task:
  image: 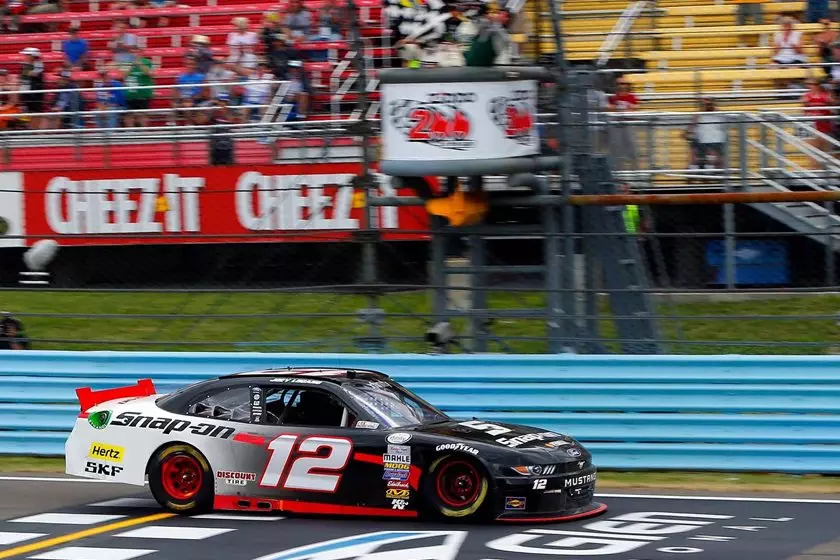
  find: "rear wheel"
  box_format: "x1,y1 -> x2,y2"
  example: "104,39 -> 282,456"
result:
149,444 -> 213,515
423,455 -> 490,519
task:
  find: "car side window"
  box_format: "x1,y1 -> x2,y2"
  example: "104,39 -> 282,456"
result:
186,386 -> 251,423
261,387 -> 354,428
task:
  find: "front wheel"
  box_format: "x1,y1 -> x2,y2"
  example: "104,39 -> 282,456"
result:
148,443 -> 213,515
422,455 -> 490,520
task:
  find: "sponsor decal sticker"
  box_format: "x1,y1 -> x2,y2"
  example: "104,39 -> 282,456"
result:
504,497 -> 527,511
269,378 -> 323,385
488,91 -> 535,145
355,421 -> 379,429
387,479 -> 410,489
382,442 -> 411,481
109,411 -> 235,439
250,386 -> 264,424
87,410 -> 112,430
84,460 -> 123,477
390,499 -> 409,510
544,489 -> 563,494
389,96 -> 475,152
566,447 -> 582,457
385,488 -> 410,500
386,433 -> 412,445
497,431 -> 563,448
564,473 -> 597,488
435,443 -> 479,455
544,439 -> 572,448
87,442 -> 124,463
217,470 -> 257,486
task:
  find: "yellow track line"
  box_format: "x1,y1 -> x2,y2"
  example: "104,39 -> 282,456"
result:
0,511 -> 176,559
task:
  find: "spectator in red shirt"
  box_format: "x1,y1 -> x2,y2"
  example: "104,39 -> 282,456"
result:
802,77 -> 834,167
608,76 -> 639,172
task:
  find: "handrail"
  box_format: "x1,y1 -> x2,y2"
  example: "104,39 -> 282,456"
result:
596,0 -> 650,68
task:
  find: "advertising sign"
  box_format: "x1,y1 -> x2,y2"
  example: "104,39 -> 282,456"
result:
381,80 -> 539,162
0,172 -> 23,248
19,163 -> 429,246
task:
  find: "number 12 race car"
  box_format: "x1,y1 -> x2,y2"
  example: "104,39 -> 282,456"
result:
67,368 -> 606,522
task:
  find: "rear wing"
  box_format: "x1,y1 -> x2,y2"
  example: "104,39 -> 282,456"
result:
75,379 -> 157,413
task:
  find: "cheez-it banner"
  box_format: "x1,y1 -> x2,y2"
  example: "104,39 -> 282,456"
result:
19,164 -> 429,246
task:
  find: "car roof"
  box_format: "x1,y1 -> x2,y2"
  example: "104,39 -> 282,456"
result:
219,367 -> 390,384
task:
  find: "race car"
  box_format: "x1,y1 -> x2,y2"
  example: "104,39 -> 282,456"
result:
67,367 -> 606,522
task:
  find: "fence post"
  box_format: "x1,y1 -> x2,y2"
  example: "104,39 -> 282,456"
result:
738,117 -> 748,191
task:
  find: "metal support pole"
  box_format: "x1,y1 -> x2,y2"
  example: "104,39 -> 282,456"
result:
468,235 -> 488,352
738,119 -> 748,192
348,0 -> 381,349
546,0 -> 577,352
429,216 -> 447,324
758,118 -> 768,172
825,201 -> 836,287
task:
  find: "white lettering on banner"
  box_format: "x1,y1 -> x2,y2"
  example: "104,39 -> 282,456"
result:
486,511 -> 736,556
236,173 -> 366,232
45,175 -> 204,235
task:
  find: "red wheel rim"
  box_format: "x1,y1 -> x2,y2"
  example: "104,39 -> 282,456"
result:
435,460 -> 481,508
160,454 -> 203,501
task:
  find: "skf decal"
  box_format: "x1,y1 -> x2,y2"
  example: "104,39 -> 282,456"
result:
88,442 -> 124,463
109,412 -> 235,439
385,488 -> 410,499
504,497 -> 526,511
85,461 -> 123,477
435,443 -> 478,455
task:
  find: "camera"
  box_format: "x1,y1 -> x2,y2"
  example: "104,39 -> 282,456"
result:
425,321 -> 456,353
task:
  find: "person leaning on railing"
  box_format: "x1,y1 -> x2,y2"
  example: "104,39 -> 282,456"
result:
123,46 -> 154,128
0,70 -> 21,130
801,77 -> 835,166
19,47 -> 44,130
813,17 -> 838,78
93,67 -> 126,129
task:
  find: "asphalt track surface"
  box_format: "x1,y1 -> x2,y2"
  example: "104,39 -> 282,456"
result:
0,476 -> 839,560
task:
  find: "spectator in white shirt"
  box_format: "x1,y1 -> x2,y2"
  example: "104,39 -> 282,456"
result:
773,17 -> 808,64
227,17 -> 258,62
237,61 -> 276,123
686,97 -> 727,170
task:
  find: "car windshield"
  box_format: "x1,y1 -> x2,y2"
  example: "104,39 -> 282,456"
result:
343,380 -> 449,428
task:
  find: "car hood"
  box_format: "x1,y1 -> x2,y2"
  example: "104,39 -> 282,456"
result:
411,419 -> 578,451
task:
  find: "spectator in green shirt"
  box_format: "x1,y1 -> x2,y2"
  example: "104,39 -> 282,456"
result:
123,46 -> 154,128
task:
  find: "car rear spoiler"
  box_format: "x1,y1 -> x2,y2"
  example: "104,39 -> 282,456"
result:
75,379 -> 157,413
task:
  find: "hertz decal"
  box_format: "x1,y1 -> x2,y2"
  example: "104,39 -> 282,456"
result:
88,442 -> 124,463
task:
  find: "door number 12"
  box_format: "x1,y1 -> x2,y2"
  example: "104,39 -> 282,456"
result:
259,435 -> 353,493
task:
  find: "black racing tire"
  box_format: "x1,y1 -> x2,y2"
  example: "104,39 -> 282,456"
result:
422,454 -> 491,520
148,443 -> 214,515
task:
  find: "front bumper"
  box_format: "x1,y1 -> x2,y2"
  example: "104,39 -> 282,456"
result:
492,467 -> 606,522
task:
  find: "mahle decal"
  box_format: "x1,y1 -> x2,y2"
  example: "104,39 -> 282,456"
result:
88,410 -> 112,430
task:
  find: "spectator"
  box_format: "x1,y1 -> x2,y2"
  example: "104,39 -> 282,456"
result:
93,67 -> 126,129
0,70 -> 21,130
285,59 -> 309,121
773,17 -> 808,64
208,93 -> 236,164
227,17 -> 258,62
19,47 -> 44,130
608,75 -> 639,172
267,33 -> 292,79
686,97 -> 727,170
206,58 -> 237,99
732,0 -> 763,27
813,18 -> 838,78
0,313 -> 29,350
188,35 -> 214,74
313,0 -> 344,41
802,77 -> 834,167
62,24 -> 89,70
174,56 -> 206,125
238,60 -> 276,124
285,0 -> 312,42
111,20 -> 139,66
27,0 -> 64,16
808,0 -> 830,24
148,0 -> 175,27
587,74 -> 611,154
261,10 -> 284,53
463,5 -> 512,67
49,70 -> 83,129
123,49 -> 154,127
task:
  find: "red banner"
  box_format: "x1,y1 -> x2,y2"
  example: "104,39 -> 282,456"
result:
21,164 -> 429,246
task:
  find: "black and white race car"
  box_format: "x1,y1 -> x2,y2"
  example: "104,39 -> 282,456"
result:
67,367 -> 606,523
